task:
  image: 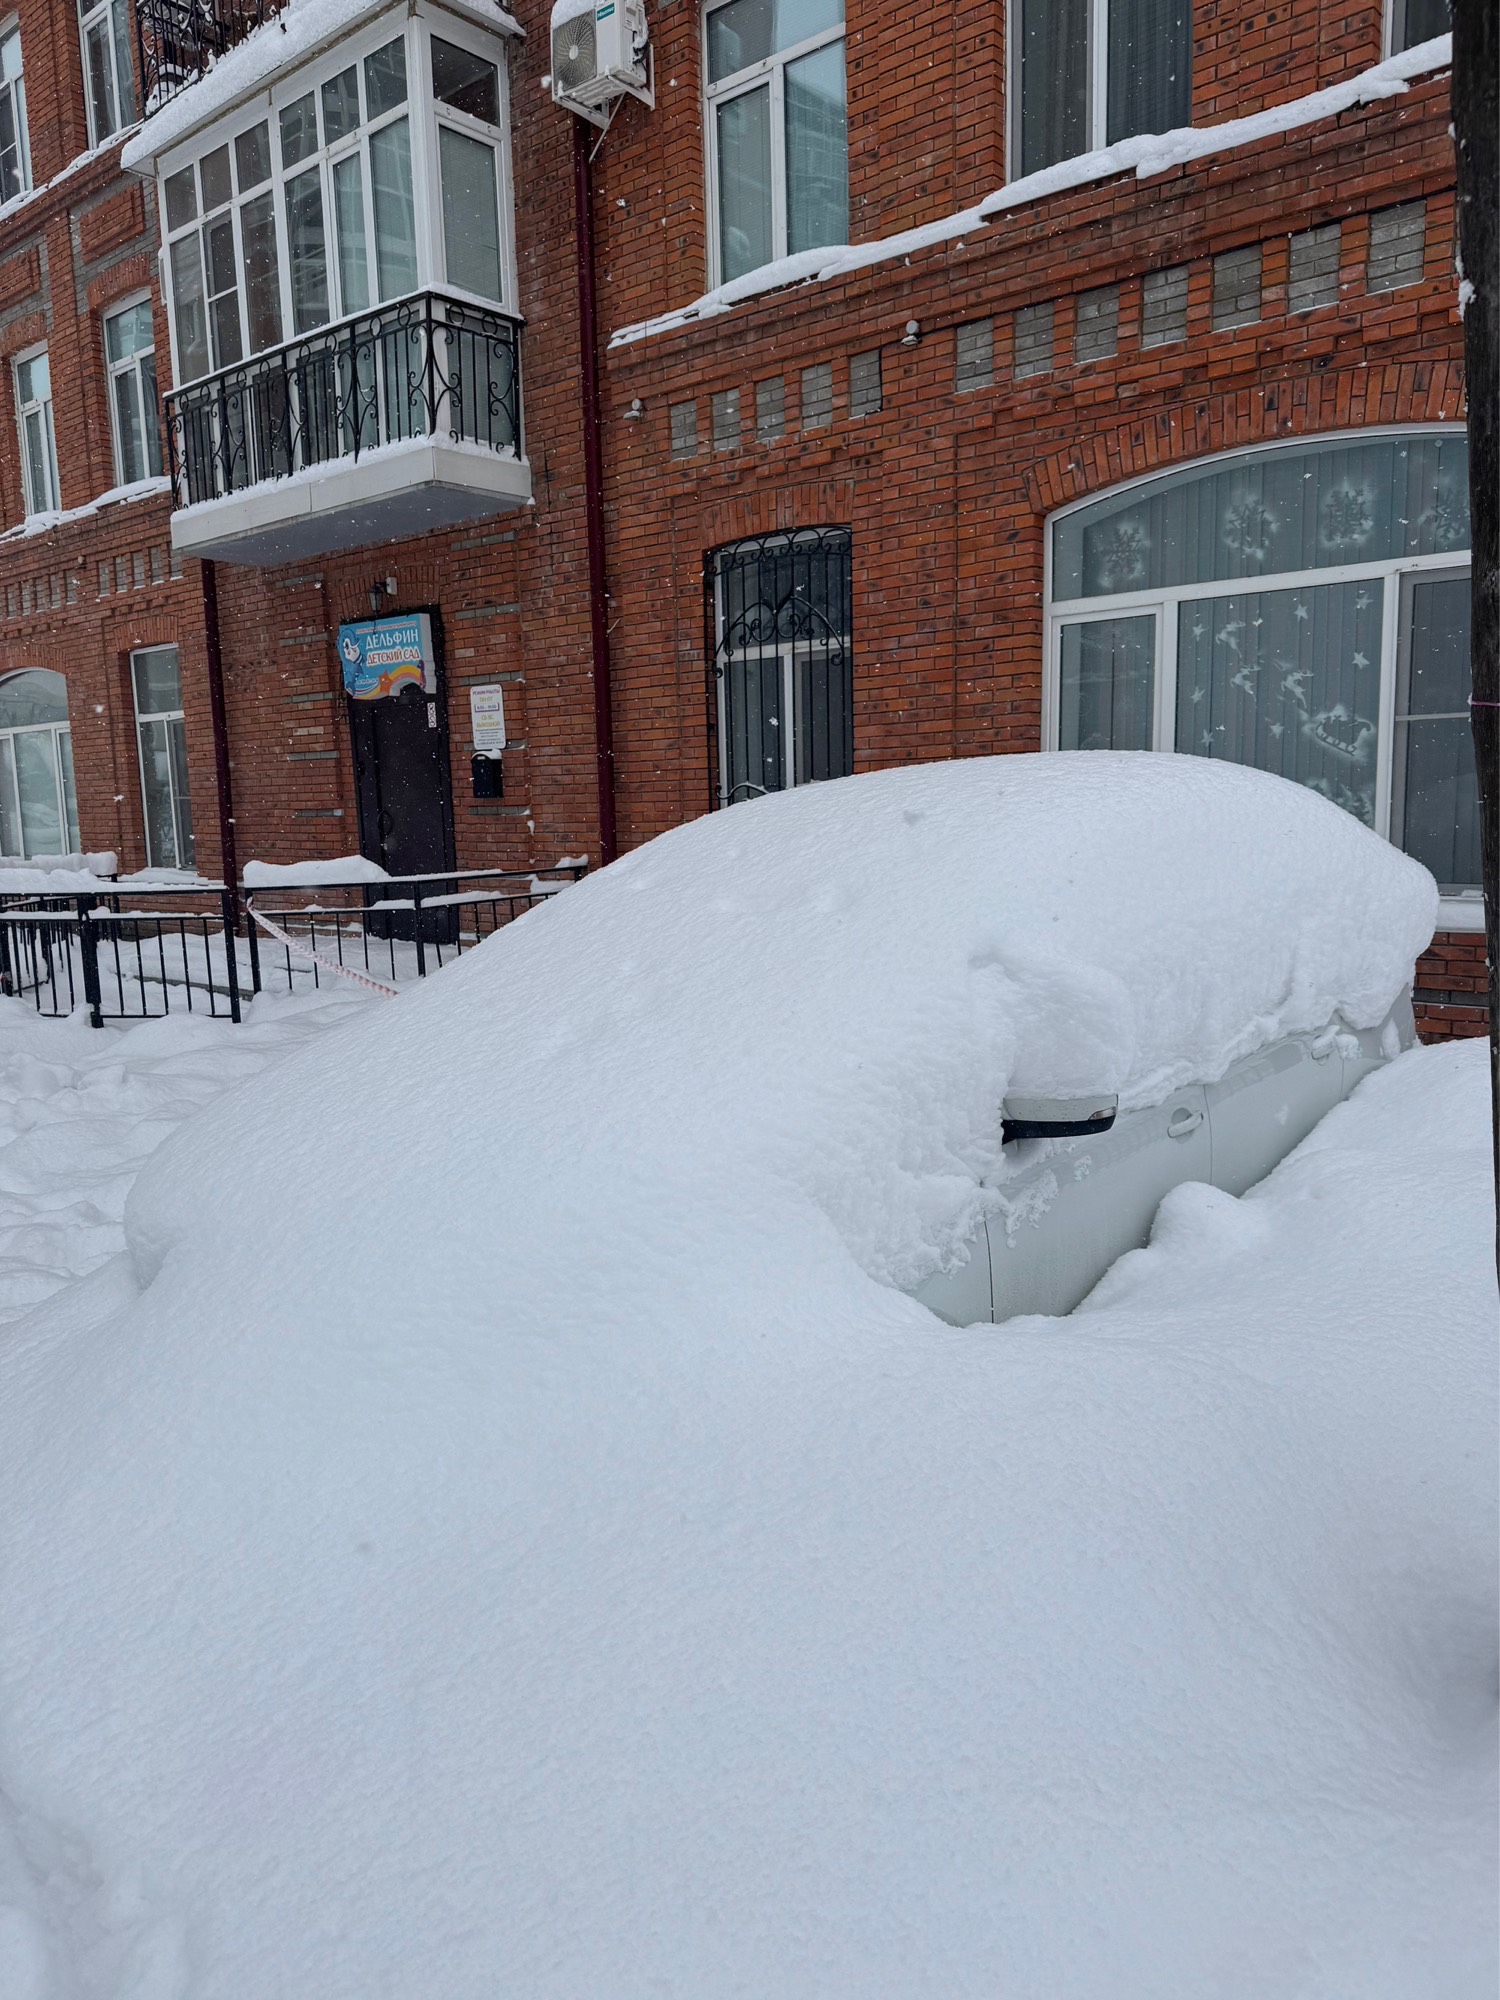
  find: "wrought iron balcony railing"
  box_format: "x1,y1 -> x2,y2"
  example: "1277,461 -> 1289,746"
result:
136,0 -> 282,110
164,291 -> 523,511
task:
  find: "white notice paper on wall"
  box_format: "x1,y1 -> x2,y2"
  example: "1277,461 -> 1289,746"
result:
469,684 -> 507,753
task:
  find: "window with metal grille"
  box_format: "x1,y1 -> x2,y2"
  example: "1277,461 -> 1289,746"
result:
1141,266 -> 1188,346
1212,245 -> 1261,330
1367,201 -> 1426,292
1013,300 -> 1053,378
849,348 -> 882,417
670,399 -> 699,458
1074,285 -> 1119,363
801,360 -> 833,429
711,528 -> 853,806
1288,223 -> 1340,314
955,317 -> 994,392
712,387 -> 742,451
756,376 -> 785,440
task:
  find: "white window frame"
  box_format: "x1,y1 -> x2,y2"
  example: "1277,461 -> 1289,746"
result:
1042,424 -> 1479,924
78,0 -> 135,147
155,4 -> 519,391
103,291 -> 163,486
0,20 -> 31,203
13,342 -> 58,517
131,645 -> 193,870
1383,0 -> 1451,58
702,0 -> 846,290
0,671 -> 77,859
1006,0 -> 1191,180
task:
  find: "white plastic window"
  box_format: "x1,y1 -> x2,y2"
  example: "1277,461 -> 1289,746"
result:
157,15 -> 515,387
131,646 -> 194,870
1386,0 -> 1449,56
0,670 -> 77,858
78,0 -> 134,145
0,24 -> 30,203
704,0 -> 847,287
1013,0 -> 1191,177
13,346 -> 57,516
104,296 -> 163,485
1045,429 -> 1480,900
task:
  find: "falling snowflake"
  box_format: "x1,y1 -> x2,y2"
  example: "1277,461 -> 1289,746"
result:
1318,482 -> 1375,552
1092,518 -> 1150,591
1221,493 -> 1279,565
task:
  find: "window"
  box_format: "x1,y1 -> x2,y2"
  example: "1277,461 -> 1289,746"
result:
705,0 -> 847,285
1387,0 -> 1449,54
1141,266 -> 1188,346
711,528 -> 853,805
1015,0 -> 1191,176
0,670 -> 78,858
158,20 -> 513,390
1212,245 -> 1261,329
1046,430 -> 1480,899
132,646 -> 194,870
1288,224 -> 1340,314
1367,201 -> 1426,292
955,318 -> 994,393
800,360 -> 832,429
1014,300 -> 1053,378
755,375 -> 785,440
104,298 -> 163,486
1074,284 -> 1119,363
712,386 -> 742,450
79,0 -> 134,144
13,348 -> 57,517
848,348 -> 881,417
669,399 -> 699,458
0,25 -> 30,203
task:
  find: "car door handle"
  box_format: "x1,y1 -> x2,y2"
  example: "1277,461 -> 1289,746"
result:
1168,1106 -> 1204,1139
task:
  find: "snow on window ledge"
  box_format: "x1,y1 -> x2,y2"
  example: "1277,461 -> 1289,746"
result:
609,35 -> 1453,351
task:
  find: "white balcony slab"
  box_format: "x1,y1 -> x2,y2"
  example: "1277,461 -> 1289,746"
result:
170,435 -> 531,566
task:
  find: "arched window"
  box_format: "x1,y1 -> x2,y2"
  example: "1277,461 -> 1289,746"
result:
0,669 -> 79,858
1045,428 -> 1479,905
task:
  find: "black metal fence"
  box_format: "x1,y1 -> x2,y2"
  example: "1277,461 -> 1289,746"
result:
0,865 -> 583,1027
136,0 -> 280,110
166,293 -> 523,510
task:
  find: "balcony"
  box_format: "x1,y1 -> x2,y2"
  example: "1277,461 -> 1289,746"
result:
136,0 -> 282,112
165,290 -> 529,566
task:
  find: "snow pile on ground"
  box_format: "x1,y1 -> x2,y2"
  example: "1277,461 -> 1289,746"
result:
0,988 -> 372,1326
0,754 -> 1488,1998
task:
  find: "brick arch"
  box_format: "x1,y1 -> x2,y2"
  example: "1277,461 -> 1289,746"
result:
1026,361 -> 1467,516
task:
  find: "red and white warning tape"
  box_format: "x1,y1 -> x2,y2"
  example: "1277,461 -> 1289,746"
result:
249,904 -> 400,997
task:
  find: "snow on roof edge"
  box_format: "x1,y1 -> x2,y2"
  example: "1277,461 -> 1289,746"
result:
122,0 -> 522,172
609,35 -> 1453,350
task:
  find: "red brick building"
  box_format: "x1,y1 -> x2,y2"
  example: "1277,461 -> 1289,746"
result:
0,0 -> 1485,1034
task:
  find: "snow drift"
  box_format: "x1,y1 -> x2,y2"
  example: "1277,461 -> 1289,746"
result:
0,753 -> 1484,2000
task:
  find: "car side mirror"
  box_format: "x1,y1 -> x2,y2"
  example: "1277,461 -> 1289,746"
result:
1002,1093 -> 1119,1144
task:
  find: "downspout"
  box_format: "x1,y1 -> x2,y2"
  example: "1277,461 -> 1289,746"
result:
199,558 -> 240,896
572,117 -> 619,867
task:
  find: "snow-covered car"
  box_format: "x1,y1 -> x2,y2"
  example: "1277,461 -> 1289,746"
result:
915,989 -> 1415,1326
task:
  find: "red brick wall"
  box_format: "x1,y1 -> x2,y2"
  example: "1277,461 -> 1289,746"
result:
1415,933 -> 1491,1041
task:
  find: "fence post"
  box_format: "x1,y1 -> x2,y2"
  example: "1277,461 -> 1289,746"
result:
412,881 -> 427,978
221,889 -> 242,1023
245,890 -> 262,993
77,896 -> 102,1029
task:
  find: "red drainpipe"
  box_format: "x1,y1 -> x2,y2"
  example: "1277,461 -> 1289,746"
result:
572,116 -> 618,867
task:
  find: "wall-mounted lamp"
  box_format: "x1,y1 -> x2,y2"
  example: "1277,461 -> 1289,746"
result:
900,319 -> 922,347
623,397 -> 645,421
368,575 -> 397,614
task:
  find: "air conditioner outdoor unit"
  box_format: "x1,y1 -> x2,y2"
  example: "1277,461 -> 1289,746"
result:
550,0 -> 652,124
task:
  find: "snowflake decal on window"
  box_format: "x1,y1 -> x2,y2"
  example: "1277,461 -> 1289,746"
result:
1220,493 -> 1278,566
1091,518 -> 1150,592
1416,478 -> 1470,552
1318,482 -> 1375,552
